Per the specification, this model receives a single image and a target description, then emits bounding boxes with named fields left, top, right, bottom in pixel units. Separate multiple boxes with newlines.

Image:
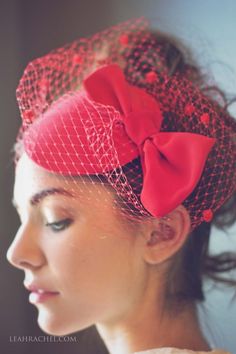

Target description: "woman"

left=7, top=18, right=236, bottom=354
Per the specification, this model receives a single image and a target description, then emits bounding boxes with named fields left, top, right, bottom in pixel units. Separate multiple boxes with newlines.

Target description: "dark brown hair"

left=122, top=31, right=236, bottom=304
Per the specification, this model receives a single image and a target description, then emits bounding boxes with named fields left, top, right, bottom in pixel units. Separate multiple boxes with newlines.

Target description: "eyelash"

left=45, top=218, right=73, bottom=232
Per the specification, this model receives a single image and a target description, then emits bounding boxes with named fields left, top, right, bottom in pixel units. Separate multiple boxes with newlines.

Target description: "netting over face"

left=15, top=18, right=236, bottom=230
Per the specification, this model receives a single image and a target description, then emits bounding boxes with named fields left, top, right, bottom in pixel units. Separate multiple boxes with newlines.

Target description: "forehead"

left=14, top=153, right=71, bottom=198
left=13, top=153, right=113, bottom=207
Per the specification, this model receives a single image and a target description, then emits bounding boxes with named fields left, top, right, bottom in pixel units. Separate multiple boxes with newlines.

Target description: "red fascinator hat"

left=16, top=18, right=236, bottom=230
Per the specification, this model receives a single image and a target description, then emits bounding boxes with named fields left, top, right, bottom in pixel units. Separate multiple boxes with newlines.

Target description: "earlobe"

left=143, top=205, right=191, bottom=265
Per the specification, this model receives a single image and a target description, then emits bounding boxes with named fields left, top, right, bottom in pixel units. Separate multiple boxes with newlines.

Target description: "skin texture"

left=7, top=153, right=210, bottom=354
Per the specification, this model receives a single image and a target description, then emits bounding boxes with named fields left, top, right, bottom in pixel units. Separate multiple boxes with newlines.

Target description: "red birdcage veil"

left=15, top=18, right=236, bottom=230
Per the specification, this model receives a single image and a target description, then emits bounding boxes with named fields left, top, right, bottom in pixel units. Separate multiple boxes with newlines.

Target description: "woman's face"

left=7, top=153, right=145, bottom=336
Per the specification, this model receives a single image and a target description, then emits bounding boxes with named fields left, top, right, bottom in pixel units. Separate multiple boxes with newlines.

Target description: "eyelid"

left=13, top=202, right=76, bottom=229
left=45, top=218, right=73, bottom=232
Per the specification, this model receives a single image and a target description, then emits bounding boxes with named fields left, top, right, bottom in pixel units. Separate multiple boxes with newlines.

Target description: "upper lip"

left=24, top=282, right=59, bottom=294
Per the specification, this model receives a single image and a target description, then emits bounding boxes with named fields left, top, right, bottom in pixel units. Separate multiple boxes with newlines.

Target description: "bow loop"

left=141, top=132, right=216, bottom=216
left=84, top=64, right=162, bottom=131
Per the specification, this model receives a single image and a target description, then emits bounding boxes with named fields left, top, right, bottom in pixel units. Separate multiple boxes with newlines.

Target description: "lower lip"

left=29, top=291, right=59, bottom=304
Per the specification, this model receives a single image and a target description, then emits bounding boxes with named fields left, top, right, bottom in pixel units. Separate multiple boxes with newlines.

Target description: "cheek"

left=47, top=225, right=136, bottom=298
left=40, top=222, right=146, bottom=328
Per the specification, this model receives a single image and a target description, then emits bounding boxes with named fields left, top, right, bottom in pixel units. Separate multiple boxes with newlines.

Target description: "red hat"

left=16, top=18, right=236, bottom=229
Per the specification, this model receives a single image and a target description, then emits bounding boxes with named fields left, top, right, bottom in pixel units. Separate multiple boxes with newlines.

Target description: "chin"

left=37, top=310, right=92, bottom=336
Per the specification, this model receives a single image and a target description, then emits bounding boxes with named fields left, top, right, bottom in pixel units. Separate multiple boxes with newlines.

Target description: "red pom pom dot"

left=74, top=54, right=83, bottom=64
left=23, top=109, right=34, bottom=124
left=184, top=104, right=195, bottom=115
left=119, top=34, right=129, bottom=46
left=202, top=209, right=213, bottom=222
left=145, top=71, right=157, bottom=83
left=200, top=113, right=210, bottom=126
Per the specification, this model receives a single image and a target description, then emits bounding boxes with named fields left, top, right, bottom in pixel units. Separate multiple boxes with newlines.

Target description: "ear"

left=140, top=205, right=191, bottom=265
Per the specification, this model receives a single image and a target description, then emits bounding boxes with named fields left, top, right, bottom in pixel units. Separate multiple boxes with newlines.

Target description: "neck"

left=96, top=300, right=210, bottom=354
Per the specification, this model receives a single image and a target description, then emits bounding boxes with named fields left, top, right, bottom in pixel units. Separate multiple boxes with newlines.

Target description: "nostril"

left=6, top=239, right=46, bottom=271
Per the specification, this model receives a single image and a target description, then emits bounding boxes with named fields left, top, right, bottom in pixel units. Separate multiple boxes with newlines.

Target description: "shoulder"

left=134, top=348, right=231, bottom=354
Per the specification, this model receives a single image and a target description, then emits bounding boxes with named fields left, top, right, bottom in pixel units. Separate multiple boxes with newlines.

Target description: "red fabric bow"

left=84, top=64, right=216, bottom=217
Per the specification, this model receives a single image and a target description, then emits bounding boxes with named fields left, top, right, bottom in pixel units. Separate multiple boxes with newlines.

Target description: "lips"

left=24, top=283, right=60, bottom=303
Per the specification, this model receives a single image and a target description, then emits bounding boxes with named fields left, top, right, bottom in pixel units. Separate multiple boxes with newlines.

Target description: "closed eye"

left=46, top=218, right=73, bottom=233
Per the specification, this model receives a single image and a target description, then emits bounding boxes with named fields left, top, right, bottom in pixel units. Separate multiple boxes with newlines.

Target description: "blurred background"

left=1, top=1, right=236, bottom=353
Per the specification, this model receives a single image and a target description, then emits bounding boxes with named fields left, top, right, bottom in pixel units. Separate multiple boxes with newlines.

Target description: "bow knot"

left=84, top=64, right=215, bottom=217
left=124, top=110, right=162, bottom=146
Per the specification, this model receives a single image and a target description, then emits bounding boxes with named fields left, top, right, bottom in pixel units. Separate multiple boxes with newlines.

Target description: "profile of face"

left=7, top=153, right=147, bottom=336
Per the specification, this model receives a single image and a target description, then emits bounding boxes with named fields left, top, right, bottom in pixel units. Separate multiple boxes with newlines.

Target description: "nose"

left=6, top=223, right=46, bottom=270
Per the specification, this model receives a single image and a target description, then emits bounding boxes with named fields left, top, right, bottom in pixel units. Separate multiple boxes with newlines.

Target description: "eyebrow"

left=12, top=187, right=75, bottom=208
